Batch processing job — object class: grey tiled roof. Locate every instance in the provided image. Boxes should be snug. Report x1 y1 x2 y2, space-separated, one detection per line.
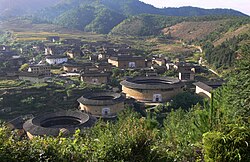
77 91 125 106
120 76 184 90
23 111 96 137
193 82 213 92
193 81 224 92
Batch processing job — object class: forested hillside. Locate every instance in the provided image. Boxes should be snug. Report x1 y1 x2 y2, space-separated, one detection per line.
84 8 125 34
1 0 247 34
200 18 250 69
111 15 250 37
38 0 247 34
53 6 125 33
110 14 186 36
203 34 250 68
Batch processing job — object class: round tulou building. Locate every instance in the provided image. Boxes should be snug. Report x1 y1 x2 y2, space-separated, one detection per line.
120 76 184 103
77 91 126 119
23 111 96 139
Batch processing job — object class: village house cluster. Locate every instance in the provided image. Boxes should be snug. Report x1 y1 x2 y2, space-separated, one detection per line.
1 36 223 137
0 36 203 84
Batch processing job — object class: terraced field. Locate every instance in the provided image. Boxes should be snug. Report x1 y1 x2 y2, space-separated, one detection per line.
0 19 106 42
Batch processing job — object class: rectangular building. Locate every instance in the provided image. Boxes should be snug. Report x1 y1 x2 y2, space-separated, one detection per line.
108 55 146 69
28 64 51 76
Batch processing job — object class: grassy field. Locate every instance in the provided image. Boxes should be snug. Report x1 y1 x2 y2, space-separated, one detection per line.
0 80 26 89
186 52 204 63
0 19 106 42
13 31 107 42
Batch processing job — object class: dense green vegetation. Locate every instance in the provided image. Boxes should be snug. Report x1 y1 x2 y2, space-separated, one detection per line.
0 77 105 120
0 31 12 44
54 6 125 33
37 0 247 20
24 0 247 34
216 44 250 122
201 44 250 161
1 0 248 36
84 7 125 34
203 125 250 161
171 92 204 110
55 6 96 30
111 15 250 37
203 34 250 68
195 17 250 70
111 14 183 36
1 0 247 21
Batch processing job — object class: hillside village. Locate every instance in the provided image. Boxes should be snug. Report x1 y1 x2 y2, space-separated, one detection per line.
0 0 249 161
0 34 224 134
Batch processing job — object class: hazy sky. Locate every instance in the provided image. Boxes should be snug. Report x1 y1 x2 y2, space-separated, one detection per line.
140 0 250 15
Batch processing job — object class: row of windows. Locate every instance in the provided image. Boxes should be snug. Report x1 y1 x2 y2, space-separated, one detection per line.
136 88 175 92
30 68 50 70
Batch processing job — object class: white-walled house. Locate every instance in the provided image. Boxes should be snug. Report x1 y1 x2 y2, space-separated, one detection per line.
46 55 68 65
193 81 224 98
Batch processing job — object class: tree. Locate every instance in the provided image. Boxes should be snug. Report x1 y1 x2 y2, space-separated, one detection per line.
214 44 250 124
202 44 250 162
19 63 29 71
161 104 209 161
171 92 203 110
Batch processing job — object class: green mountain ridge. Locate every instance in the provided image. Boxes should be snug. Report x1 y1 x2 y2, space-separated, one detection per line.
110 14 185 36
1 0 248 34
51 5 125 34
24 0 249 34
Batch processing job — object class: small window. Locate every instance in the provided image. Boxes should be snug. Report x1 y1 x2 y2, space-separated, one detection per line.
153 94 162 102
102 108 110 116
128 62 136 68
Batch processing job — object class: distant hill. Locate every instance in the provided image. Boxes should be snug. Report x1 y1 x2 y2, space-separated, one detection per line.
0 0 248 34
52 6 125 34
110 15 245 37
161 6 248 17
162 20 228 41
110 14 186 36
0 0 62 19
86 0 248 17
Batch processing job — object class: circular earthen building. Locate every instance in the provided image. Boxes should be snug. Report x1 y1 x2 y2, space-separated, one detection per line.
23 111 96 139
120 76 184 103
77 91 125 118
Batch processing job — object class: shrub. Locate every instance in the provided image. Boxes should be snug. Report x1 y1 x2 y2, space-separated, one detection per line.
203 124 250 162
